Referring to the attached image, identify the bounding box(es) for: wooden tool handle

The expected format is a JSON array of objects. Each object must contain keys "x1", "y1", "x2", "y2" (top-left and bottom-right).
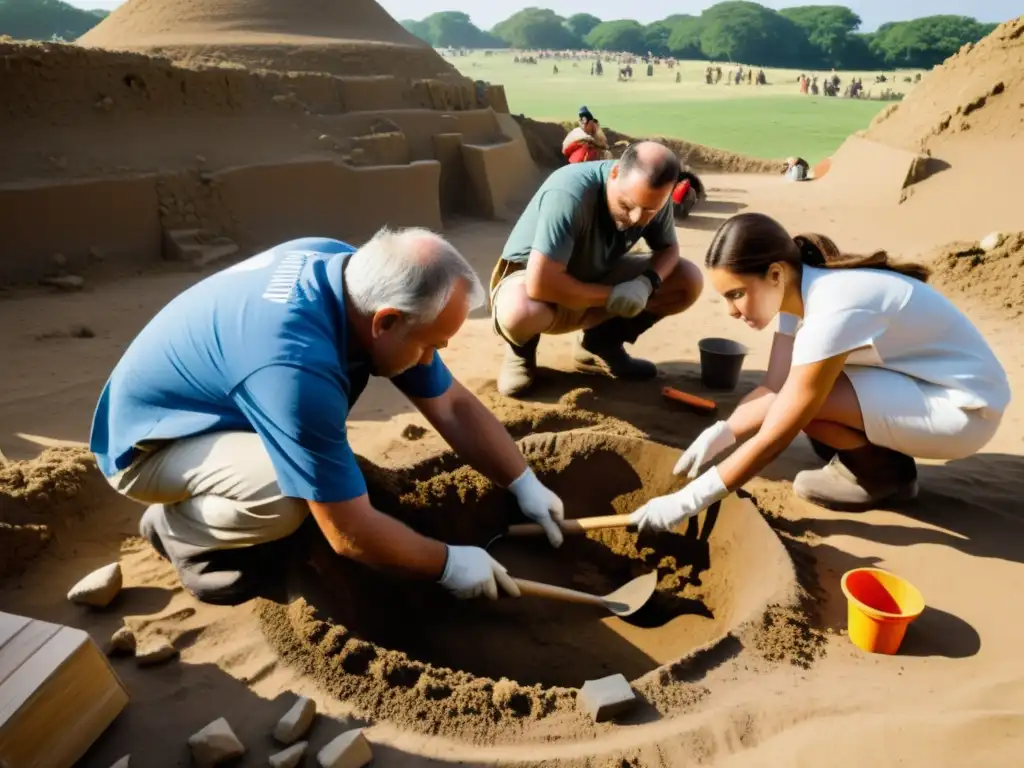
[
  {"x1": 662, "y1": 386, "x2": 717, "y2": 413},
  {"x1": 513, "y1": 578, "x2": 605, "y2": 607},
  {"x1": 507, "y1": 515, "x2": 632, "y2": 537}
]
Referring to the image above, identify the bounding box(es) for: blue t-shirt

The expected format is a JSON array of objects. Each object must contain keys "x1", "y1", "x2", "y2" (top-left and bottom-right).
[{"x1": 89, "y1": 237, "x2": 453, "y2": 503}]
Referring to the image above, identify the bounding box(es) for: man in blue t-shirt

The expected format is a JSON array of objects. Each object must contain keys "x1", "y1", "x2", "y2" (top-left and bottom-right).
[{"x1": 90, "y1": 227, "x2": 566, "y2": 605}]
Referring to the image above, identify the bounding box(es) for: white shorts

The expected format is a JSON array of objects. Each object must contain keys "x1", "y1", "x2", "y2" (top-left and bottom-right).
[{"x1": 845, "y1": 366, "x2": 1003, "y2": 460}]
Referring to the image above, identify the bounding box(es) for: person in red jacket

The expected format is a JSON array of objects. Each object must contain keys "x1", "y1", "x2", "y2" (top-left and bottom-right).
[{"x1": 562, "y1": 107, "x2": 609, "y2": 163}]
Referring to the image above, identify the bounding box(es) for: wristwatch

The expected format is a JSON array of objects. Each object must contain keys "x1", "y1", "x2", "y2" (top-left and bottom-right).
[{"x1": 642, "y1": 268, "x2": 663, "y2": 292}]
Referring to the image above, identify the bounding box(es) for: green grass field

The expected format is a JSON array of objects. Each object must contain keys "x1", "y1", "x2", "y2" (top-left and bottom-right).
[{"x1": 449, "y1": 53, "x2": 923, "y2": 161}]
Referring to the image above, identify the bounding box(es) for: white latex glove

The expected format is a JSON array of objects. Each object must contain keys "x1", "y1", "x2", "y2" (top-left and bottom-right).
[
  {"x1": 605, "y1": 275, "x2": 653, "y2": 318},
  {"x1": 508, "y1": 467, "x2": 566, "y2": 548},
  {"x1": 628, "y1": 467, "x2": 729, "y2": 533},
  {"x1": 776, "y1": 312, "x2": 800, "y2": 336},
  {"x1": 673, "y1": 421, "x2": 736, "y2": 479},
  {"x1": 438, "y1": 545, "x2": 521, "y2": 600}
]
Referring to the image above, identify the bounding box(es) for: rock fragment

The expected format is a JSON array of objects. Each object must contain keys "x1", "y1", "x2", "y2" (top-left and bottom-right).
[
  {"x1": 41, "y1": 274, "x2": 85, "y2": 292},
  {"x1": 105, "y1": 625, "x2": 137, "y2": 656},
  {"x1": 135, "y1": 639, "x2": 178, "y2": 667},
  {"x1": 187, "y1": 717, "x2": 245, "y2": 767},
  {"x1": 67, "y1": 562, "x2": 122, "y2": 607},
  {"x1": 109, "y1": 757, "x2": 130, "y2": 768},
  {"x1": 269, "y1": 741, "x2": 307, "y2": 768},
  {"x1": 273, "y1": 696, "x2": 316, "y2": 744},
  {"x1": 578, "y1": 673, "x2": 638, "y2": 722},
  {"x1": 317, "y1": 728, "x2": 372, "y2": 768}
]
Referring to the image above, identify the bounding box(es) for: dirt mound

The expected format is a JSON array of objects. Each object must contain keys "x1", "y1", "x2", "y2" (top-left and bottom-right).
[
  {"x1": 928, "y1": 232, "x2": 1024, "y2": 316},
  {"x1": 513, "y1": 116, "x2": 783, "y2": 174},
  {"x1": 866, "y1": 17, "x2": 1024, "y2": 153},
  {"x1": 259, "y1": 430, "x2": 817, "y2": 744},
  {"x1": 0, "y1": 447, "x2": 108, "y2": 579},
  {"x1": 77, "y1": 0, "x2": 459, "y2": 79}
]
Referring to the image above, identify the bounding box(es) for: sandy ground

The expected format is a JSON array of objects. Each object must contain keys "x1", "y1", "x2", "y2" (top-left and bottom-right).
[{"x1": 2, "y1": 164, "x2": 1023, "y2": 765}]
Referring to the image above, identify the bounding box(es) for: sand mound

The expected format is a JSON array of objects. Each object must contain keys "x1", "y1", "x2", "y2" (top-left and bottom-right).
[
  {"x1": 866, "y1": 17, "x2": 1024, "y2": 153},
  {"x1": 512, "y1": 116, "x2": 783, "y2": 174},
  {"x1": 929, "y1": 232, "x2": 1024, "y2": 316},
  {"x1": 0, "y1": 447, "x2": 108, "y2": 579},
  {"x1": 259, "y1": 430, "x2": 817, "y2": 744},
  {"x1": 77, "y1": 0, "x2": 459, "y2": 79}
]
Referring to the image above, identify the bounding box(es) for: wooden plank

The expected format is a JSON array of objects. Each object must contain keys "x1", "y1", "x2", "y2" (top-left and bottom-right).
[
  {"x1": 0, "y1": 613, "x2": 31, "y2": 651},
  {"x1": 0, "y1": 626, "x2": 128, "y2": 768},
  {"x1": 0, "y1": 619, "x2": 62, "y2": 688}
]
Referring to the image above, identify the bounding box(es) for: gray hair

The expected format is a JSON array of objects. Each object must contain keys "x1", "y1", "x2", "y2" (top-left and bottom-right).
[{"x1": 345, "y1": 226, "x2": 486, "y2": 324}]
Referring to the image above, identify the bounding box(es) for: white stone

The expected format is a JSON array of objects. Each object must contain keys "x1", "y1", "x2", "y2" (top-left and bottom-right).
[
  {"x1": 109, "y1": 757, "x2": 130, "y2": 768},
  {"x1": 269, "y1": 741, "x2": 307, "y2": 768},
  {"x1": 317, "y1": 728, "x2": 373, "y2": 768},
  {"x1": 188, "y1": 717, "x2": 245, "y2": 767},
  {"x1": 273, "y1": 696, "x2": 316, "y2": 744},
  {"x1": 980, "y1": 231, "x2": 1005, "y2": 252},
  {"x1": 67, "y1": 562, "x2": 122, "y2": 608},
  {"x1": 105, "y1": 625, "x2": 136, "y2": 656},
  {"x1": 41, "y1": 274, "x2": 85, "y2": 291},
  {"x1": 135, "y1": 640, "x2": 178, "y2": 667}
]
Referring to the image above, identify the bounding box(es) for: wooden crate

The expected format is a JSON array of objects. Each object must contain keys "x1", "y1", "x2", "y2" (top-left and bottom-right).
[{"x1": 0, "y1": 612, "x2": 129, "y2": 768}]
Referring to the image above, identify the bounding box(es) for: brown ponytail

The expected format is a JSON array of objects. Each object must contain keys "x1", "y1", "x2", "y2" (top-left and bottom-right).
[
  {"x1": 793, "y1": 232, "x2": 931, "y2": 282},
  {"x1": 705, "y1": 213, "x2": 931, "y2": 282}
]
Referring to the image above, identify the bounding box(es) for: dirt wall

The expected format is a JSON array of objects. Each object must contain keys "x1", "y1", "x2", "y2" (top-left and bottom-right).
[
  {"x1": 0, "y1": 41, "x2": 494, "y2": 124},
  {"x1": 462, "y1": 139, "x2": 543, "y2": 222},
  {"x1": 210, "y1": 158, "x2": 443, "y2": 251},
  {"x1": 0, "y1": 176, "x2": 162, "y2": 282}
]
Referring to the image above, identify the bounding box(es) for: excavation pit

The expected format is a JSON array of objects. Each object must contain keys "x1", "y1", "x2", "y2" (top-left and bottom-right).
[{"x1": 261, "y1": 430, "x2": 801, "y2": 740}]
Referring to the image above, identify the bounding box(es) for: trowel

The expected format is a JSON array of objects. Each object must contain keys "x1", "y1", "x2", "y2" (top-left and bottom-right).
[
  {"x1": 512, "y1": 570, "x2": 658, "y2": 618},
  {"x1": 503, "y1": 514, "x2": 634, "y2": 539}
]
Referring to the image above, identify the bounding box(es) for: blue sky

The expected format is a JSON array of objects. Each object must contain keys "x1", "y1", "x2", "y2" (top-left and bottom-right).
[{"x1": 69, "y1": 1, "x2": 1020, "y2": 33}]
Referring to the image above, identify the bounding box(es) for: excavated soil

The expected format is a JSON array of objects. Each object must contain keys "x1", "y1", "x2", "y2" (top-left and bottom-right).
[
  {"x1": 866, "y1": 17, "x2": 1024, "y2": 152},
  {"x1": 929, "y1": 232, "x2": 1024, "y2": 316},
  {"x1": 0, "y1": 447, "x2": 110, "y2": 579},
  {"x1": 258, "y1": 429, "x2": 817, "y2": 744},
  {"x1": 77, "y1": 0, "x2": 460, "y2": 80}
]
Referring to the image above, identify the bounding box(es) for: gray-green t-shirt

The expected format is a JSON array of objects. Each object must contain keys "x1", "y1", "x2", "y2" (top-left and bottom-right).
[{"x1": 500, "y1": 160, "x2": 677, "y2": 283}]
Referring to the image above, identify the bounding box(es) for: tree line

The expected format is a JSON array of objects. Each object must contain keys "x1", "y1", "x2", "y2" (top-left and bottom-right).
[
  {"x1": 0, "y1": 0, "x2": 108, "y2": 41},
  {"x1": 401, "y1": 4, "x2": 1003, "y2": 70}
]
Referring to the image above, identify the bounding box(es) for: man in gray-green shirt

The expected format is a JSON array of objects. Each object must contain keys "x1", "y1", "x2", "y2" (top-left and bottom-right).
[{"x1": 488, "y1": 141, "x2": 703, "y2": 396}]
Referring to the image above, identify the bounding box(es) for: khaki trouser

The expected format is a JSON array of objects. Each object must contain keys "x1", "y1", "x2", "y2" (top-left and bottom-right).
[
  {"x1": 488, "y1": 253, "x2": 653, "y2": 345},
  {"x1": 109, "y1": 431, "x2": 308, "y2": 555}
]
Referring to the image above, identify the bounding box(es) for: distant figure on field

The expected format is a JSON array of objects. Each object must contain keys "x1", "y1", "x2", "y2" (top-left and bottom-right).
[
  {"x1": 628, "y1": 213, "x2": 1009, "y2": 530},
  {"x1": 782, "y1": 156, "x2": 810, "y2": 181},
  {"x1": 561, "y1": 106, "x2": 610, "y2": 164},
  {"x1": 90, "y1": 228, "x2": 567, "y2": 605},
  {"x1": 488, "y1": 142, "x2": 704, "y2": 397}
]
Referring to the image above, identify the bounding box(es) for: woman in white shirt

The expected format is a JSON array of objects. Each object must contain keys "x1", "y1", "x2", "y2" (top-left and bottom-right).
[{"x1": 630, "y1": 212, "x2": 1010, "y2": 530}]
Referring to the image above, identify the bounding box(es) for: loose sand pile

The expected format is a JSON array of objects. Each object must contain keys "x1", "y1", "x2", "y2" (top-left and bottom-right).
[
  {"x1": 513, "y1": 115, "x2": 784, "y2": 174},
  {"x1": 867, "y1": 17, "x2": 1024, "y2": 152},
  {"x1": 928, "y1": 232, "x2": 1024, "y2": 316},
  {"x1": 0, "y1": 447, "x2": 108, "y2": 579},
  {"x1": 77, "y1": 0, "x2": 459, "y2": 80}
]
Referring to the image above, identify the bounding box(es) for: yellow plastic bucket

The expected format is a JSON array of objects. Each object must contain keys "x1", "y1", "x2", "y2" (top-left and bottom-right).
[{"x1": 841, "y1": 567, "x2": 925, "y2": 654}]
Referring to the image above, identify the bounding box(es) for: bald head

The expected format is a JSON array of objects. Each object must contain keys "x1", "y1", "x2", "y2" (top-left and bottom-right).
[{"x1": 617, "y1": 141, "x2": 681, "y2": 190}]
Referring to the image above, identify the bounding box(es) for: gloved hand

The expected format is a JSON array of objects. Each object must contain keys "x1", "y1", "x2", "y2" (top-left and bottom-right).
[
  {"x1": 509, "y1": 467, "x2": 566, "y2": 548},
  {"x1": 776, "y1": 312, "x2": 800, "y2": 336},
  {"x1": 673, "y1": 421, "x2": 736, "y2": 479},
  {"x1": 605, "y1": 275, "x2": 654, "y2": 318},
  {"x1": 629, "y1": 467, "x2": 729, "y2": 533},
  {"x1": 438, "y1": 545, "x2": 521, "y2": 600}
]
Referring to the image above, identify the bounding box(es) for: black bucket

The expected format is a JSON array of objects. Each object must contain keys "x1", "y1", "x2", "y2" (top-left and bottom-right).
[{"x1": 698, "y1": 337, "x2": 750, "y2": 391}]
